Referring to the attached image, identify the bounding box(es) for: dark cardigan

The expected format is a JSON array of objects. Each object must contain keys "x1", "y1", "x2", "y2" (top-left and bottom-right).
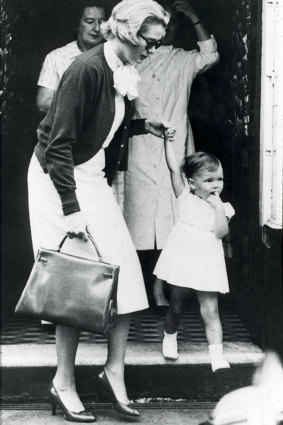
[{"x1": 35, "y1": 44, "x2": 146, "y2": 215}]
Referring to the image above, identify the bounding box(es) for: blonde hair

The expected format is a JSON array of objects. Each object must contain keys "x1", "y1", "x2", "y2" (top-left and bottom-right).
[{"x1": 100, "y1": 0, "x2": 169, "y2": 45}]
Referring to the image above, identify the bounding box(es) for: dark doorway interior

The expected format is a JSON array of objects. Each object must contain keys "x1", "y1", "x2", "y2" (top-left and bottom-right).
[{"x1": 1, "y1": 0, "x2": 266, "y2": 349}]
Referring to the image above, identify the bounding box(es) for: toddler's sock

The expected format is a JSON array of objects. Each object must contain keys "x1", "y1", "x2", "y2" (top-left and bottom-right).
[
  {"x1": 162, "y1": 331, "x2": 178, "y2": 360},
  {"x1": 208, "y1": 344, "x2": 230, "y2": 372}
]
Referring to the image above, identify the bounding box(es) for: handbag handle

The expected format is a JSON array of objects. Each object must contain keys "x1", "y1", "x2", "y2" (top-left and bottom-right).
[{"x1": 57, "y1": 229, "x2": 104, "y2": 261}]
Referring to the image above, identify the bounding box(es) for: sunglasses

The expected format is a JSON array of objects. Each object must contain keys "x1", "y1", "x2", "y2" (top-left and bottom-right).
[{"x1": 138, "y1": 33, "x2": 162, "y2": 50}]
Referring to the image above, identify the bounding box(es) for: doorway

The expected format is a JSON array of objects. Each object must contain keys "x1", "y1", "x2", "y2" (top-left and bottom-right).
[{"x1": 1, "y1": 0, "x2": 265, "y2": 349}]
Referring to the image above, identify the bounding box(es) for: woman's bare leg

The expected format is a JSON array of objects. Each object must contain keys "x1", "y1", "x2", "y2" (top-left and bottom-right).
[
  {"x1": 104, "y1": 313, "x2": 131, "y2": 404},
  {"x1": 52, "y1": 325, "x2": 84, "y2": 412}
]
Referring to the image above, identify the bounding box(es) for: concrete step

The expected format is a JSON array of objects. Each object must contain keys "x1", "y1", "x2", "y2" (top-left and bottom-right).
[
  {"x1": 1, "y1": 341, "x2": 263, "y2": 403},
  {"x1": 0, "y1": 402, "x2": 214, "y2": 425}
]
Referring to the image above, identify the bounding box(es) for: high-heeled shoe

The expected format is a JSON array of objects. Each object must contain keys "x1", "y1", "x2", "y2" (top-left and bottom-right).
[
  {"x1": 98, "y1": 370, "x2": 140, "y2": 417},
  {"x1": 48, "y1": 381, "x2": 96, "y2": 423}
]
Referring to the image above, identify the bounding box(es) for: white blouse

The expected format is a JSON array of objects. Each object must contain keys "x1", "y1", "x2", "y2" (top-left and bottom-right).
[{"x1": 103, "y1": 41, "x2": 126, "y2": 149}]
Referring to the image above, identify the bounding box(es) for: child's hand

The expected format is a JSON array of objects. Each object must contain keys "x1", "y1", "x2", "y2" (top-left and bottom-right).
[
  {"x1": 164, "y1": 128, "x2": 176, "y2": 142},
  {"x1": 145, "y1": 119, "x2": 175, "y2": 139},
  {"x1": 206, "y1": 192, "x2": 224, "y2": 209}
]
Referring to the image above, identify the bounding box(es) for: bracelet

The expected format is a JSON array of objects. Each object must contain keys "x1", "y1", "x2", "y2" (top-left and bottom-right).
[{"x1": 193, "y1": 20, "x2": 201, "y2": 26}]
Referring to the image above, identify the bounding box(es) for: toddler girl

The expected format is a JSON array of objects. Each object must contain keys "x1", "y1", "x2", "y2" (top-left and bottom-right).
[{"x1": 154, "y1": 136, "x2": 235, "y2": 372}]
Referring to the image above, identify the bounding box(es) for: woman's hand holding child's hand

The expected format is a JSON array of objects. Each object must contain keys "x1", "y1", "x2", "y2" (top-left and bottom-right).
[
  {"x1": 145, "y1": 119, "x2": 176, "y2": 140},
  {"x1": 164, "y1": 128, "x2": 176, "y2": 142},
  {"x1": 206, "y1": 192, "x2": 224, "y2": 210},
  {"x1": 64, "y1": 211, "x2": 88, "y2": 242}
]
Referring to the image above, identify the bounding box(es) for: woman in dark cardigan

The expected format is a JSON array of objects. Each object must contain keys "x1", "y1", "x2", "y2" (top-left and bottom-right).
[{"x1": 28, "y1": 0, "x2": 173, "y2": 422}]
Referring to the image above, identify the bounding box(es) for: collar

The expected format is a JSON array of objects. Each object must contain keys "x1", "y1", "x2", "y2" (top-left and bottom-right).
[
  {"x1": 104, "y1": 41, "x2": 124, "y2": 72},
  {"x1": 65, "y1": 40, "x2": 82, "y2": 59},
  {"x1": 104, "y1": 41, "x2": 140, "y2": 100}
]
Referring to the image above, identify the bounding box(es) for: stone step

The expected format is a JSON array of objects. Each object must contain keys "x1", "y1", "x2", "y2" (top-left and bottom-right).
[{"x1": 1, "y1": 341, "x2": 263, "y2": 403}]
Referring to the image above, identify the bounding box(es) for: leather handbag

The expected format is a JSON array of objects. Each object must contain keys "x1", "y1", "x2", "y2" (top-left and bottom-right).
[{"x1": 15, "y1": 232, "x2": 119, "y2": 336}]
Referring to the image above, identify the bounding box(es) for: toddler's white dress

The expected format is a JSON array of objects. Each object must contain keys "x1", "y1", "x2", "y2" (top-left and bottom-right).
[{"x1": 153, "y1": 188, "x2": 235, "y2": 293}]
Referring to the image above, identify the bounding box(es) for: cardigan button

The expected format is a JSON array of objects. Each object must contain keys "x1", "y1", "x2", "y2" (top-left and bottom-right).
[
  {"x1": 117, "y1": 161, "x2": 121, "y2": 165},
  {"x1": 124, "y1": 125, "x2": 127, "y2": 130},
  {"x1": 121, "y1": 144, "x2": 124, "y2": 148}
]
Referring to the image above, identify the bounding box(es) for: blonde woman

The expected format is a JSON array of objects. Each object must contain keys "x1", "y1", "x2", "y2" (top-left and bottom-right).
[{"x1": 28, "y1": 0, "x2": 171, "y2": 422}]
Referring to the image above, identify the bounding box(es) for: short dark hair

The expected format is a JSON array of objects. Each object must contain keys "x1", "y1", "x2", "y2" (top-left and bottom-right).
[
  {"x1": 182, "y1": 152, "x2": 221, "y2": 179},
  {"x1": 75, "y1": 0, "x2": 109, "y2": 23}
]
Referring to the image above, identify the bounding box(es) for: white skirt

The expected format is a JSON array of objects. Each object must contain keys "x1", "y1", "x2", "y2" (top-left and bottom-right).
[
  {"x1": 153, "y1": 221, "x2": 230, "y2": 294},
  {"x1": 28, "y1": 152, "x2": 149, "y2": 315}
]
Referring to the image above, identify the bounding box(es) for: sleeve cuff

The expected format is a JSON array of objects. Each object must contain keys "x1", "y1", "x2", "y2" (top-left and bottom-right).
[
  {"x1": 130, "y1": 119, "x2": 147, "y2": 136},
  {"x1": 224, "y1": 202, "x2": 235, "y2": 220},
  {"x1": 60, "y1": 191, "x2": 81, "y2": 216},
  {"x1": 197, "y1": 35, "x2": 218, "y2": 53},
  {"x1": 37, "y1": 81, "x2": 57, "y2": 91}
]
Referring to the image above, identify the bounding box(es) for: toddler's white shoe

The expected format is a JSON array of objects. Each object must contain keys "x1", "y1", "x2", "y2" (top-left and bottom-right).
[
  {"x1": 162, "y1": 331, "x2": 178, "y2": 360},
  {"x1": 209, "y1": 344, "x2": 230, "y2": 372}
]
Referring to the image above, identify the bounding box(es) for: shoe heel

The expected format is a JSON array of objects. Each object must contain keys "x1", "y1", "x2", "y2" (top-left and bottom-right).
[
  {"x1": 47, "y1": 381, "x2": 96, "y2": 422},
  {"x1": 98, "y1": 370, "x2": 140, "y2": 417}
]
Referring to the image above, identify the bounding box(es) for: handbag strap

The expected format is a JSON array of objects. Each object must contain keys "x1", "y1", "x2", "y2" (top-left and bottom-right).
[{"x1": 57, "y1": 230, "x2": 103, "y2": 261}]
